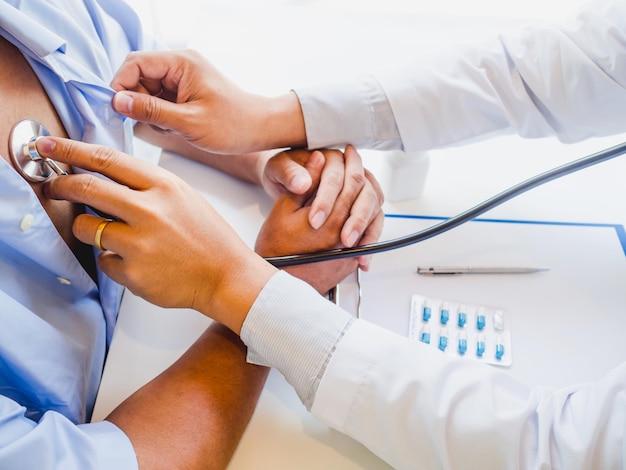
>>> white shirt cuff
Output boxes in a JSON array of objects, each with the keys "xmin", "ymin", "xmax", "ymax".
[
  {"xmin": 241, "ymin": 270, "xmax": 353, "ymax": 407},
  {"xmin": 293, "ymin": 75, "xmax": 402, "ymax": 151}
]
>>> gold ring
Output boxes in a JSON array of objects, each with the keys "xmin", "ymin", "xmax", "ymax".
[{"xmin": 94, "ymin": 219, "xmax": 113, "ymax": 251}]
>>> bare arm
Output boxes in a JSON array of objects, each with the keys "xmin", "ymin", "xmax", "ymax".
[
  {"xmin": 133, "ymin": 121, "xmax": 271, "ymax": 186},
  {"xmin": 106, "ymin": 322, "xmax": 269, "ymax": 469}
]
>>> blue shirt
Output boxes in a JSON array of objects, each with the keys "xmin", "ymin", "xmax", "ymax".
[{"xmin": 0, "ymin": 1, "xmax": 152, "ymax": 468}]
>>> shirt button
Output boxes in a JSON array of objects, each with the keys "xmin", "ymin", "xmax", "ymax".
[
  {"xmin": 56, "ymin": 276, "xmax": 72, "ymax": 286},
  {"xmin": 20, "ymin": 214, "xmax": 35, "ymax": 231}
]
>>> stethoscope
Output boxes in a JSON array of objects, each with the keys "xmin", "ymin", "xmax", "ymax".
[
  {"xmin": 10, "ymin": 118, "xmax": 626, "ymax": 267},
  {"xmin": 9, "ymin": 119, "xmax": 68, "ymax": 182}
]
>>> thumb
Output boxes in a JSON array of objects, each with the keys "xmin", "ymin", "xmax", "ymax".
[
  {"xmin": 113, "ymin": 91, "xmax": 180, "ymax": 132},
  {"xmin": 265, "ymin": 156, "xmax": 313, "ymax": 196}
]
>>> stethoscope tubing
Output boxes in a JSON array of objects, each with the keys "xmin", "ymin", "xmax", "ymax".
[
  {"xmin": 264, "ymin": 140, "xmax": 626, "ymax": 267},
  {"xmin": 10, "ymin": 118, "xmax": 626, "ymax": 267}
]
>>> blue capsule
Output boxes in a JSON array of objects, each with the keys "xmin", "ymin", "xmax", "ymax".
[
  {"xmin": 438, "ymin": 327, "xmax": 449, "ymax": 351},
  {"xmin": 457, "ymin": 305, "xmax": 467, "ymax": 328},
  {"xmin": 476, "ymin": 308, "xmax": 486, "ymax": 330},
  {"xmin": 457, "ymin": 331, "xmax": 468, "ymax": 355},
  {"xmin": 423, "ymin": 301, "xmax": 432, "ymax": 322},
  {"xmin": 476, "ymin": 334, "xmax": 486, "ymax": 357},
  {"xmin": 420, "ymin": 325, "xmax": 431, "ymax": 344},
  {"xmin": 440, "ymin": 303, "xmax": 450, "ymax": 325},
  {"xmin": 495, "ymin": 335, "xmax": 505, "ymax": 360}
]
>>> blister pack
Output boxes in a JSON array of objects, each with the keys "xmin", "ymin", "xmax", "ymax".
[{"xmin": 409, "ymin": 295, "xmax": 512, "ymax": 366}]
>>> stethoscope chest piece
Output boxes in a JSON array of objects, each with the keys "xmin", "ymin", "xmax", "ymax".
[{"xmin": 9, "ymin": 119, "xmax": 66, "ymax": 183}]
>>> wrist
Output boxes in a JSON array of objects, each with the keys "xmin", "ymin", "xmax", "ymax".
[
  {"xmin": 197, "ymin": 255, "xmax": 278, "ymax": 335},
  {"xmin": 252, "ymin": 150, "xmax": 277, "ymax": 189},
  {"xmin": 258, "ymin": 92, "xmax": 307, "ymax": 150}
]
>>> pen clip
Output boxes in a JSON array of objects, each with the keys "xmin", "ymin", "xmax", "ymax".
[{"xmin": 417, "ymin": 267, "xmax": 464, "ymax": 275}]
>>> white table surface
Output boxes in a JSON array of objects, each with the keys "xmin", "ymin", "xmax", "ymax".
[{"xmin": 94, "ymin": 3, "xmax": 626, "ymax": 469}]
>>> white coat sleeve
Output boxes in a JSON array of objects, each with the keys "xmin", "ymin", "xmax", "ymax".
[
  {"xmin": 312, "ymin": 320, "xmax": 626, "ymax": 470},
  {"xmin": 295, "ymin": 0, "xmax": 626, "ymax": 152}
]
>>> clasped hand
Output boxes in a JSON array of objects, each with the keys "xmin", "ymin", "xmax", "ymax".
[{"xmin": 36, "ymin": 137, "xmax": 383, "ymax": 331}]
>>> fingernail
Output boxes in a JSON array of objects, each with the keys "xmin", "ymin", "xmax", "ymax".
[
  {"xmin": 346, "ymin": 230, "xmax": 359, "ymax": 247},
  {"xmin": 114, "ymin": 91, "xmax": 133, "ymax": 114},
  {"xmin": 310, "ymin": 211, "xmax": 326, "ymax": 230},
  {"xmin": 35, "ymin": 137, "xmax": 56, "ymax": 155}
]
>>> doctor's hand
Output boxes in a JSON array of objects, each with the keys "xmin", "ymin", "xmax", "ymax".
[
  {"xmin": 256, "ymin": 147, "xmax": 385, "ymax": 293},
  {"xmin": 111, "ymin": 49, "xmax": 305, "ymax": 154},
  {"xmin": 36, "ymin": 136, "xmax": 276, "ymax": 335},
  {"xmin": 261, "ymin": 146, "xmax": 384, "ymax": 270}
]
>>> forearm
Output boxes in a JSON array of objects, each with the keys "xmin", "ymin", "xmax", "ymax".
[
  {"xmin": 134, "ymin": 122, "xmax": 274, "ymax": 186},
  {"xmin": 255, "ymin": 91, "xmax": 307, "ymax": 150},
  {"xmin": 106, "ymin": 322, "xmax": 269, "ymax": 470}
]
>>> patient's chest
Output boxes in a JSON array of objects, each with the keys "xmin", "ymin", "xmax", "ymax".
[{"xmin": 0, "ymin": 36, "xmax": 96, "ymax": 279}]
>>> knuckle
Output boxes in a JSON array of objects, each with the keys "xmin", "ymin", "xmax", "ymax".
[
  {"xmin": 365, "ymin": 170, "xmax": 385, "ymax": 204},
  {"xmin": 347, "ymin": 171, "xmax": 366, "ymax": 189},
  {"xmin": 350, "ymin": 212, "xmax": 369, "ymax": 232},
  {"xmin": 142, "ymin": 95, "xmax": 162, "ymax": 121},
  {"xmin": 325, "ymin": 170, "xmax": 344, "ymax": 189},
  {"xmin": 90, "ymin": 144, "xmax": 119, "ymax": 172},
  {"xmin": 73, "ymin": 175, "xmax": 100, "ymax": 201},
  {"xmin": 54, "ymin": 137, "xmax": 78, "ymax": 161},
  {"xmin": 125, "ymin": 51, "xmax": 140, "ymax": 63},
  {"xmin": 72, "ymin": 215, "xmax": 90, "ymax": 238}
]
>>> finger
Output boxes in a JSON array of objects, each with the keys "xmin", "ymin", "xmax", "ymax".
[
  {"xmin": 265, "ymin": 151, "xmax": 318, "ymax": 198},
  {"xmin": 308, "ymin": 149, "xmax": 346, "ymax": 229},
  {"xmin": 97, "ymin": 250, "xmax": 126, "ymax": 284},
  {"xmin": 339, "ymin": 177, "xmax": 383, "ymax": 247},
  {"xmin": 340, "ymin": 145, "xmax": 367, "ymax": 199},
  {"xmin": 111, "ymin": 51, "xmax": 179, "ymax": 93},
  {"xmin": 322, "ymin": 144, "xmax": 368, "ymax": 229},
  {"xmin": 112, "ymin": 90, "xmax": 188, "ymax": 132},
  {"xmin": 44, "ymin": 172, "xmax": 138, "ymax": 223},
  {"xmin": 356, "ymin": 210, "xmax": 385, "ymax": 271},
  {"xmin": 301, "ymin": 150, "xmax": 325, "ymax": 197},
  {"xmin": 72, "ymin": 214, "xmax": 134, "ymax": 255},
  {"xmin": 112, "ymin": 50, "xmax": 205, "ymax": 102},
  {"xmin": 36, "ymin": 136, "xmax": 164, "ymax": 189},
  {"xmin": 364, "ymin": 168, "xmax": 385, "ymax": 206}
]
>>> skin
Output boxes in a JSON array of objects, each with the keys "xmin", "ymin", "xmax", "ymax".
[
  {"xmin": 136, "ymin": 122, "xmax": 384, "ymax": 267},
  {"xmin": 0, "ymin": 35, "xmax": 268, "ymax": 469},
  {"xmin": 106, "ymin": 322, "xmax": 270, "ymax": 470},
  {"xmin": 109, "ymin": 50, "xmax": 382, "ymax": 249},
  {"xmin": 0, "ymin": 36, "xmax": 98, "ymax": 280},
  {"xmin": 255, "ymin": 148, "xmax": 385, "ymax": 292},
  {"xmin": 0, "ymin": 31, "xmax": 382, "ymax": 469},
  {"xmin": 111, "ymin": 49, "xmax": 305, "ymax": 154},
  {"xmin": 37, "ymin": 136, "xmax": 380, "ymax": 331}
]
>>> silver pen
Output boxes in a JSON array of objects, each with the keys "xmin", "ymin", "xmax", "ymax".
[{"xmin": 417, "ymin": 266, "xmax": 549, "ymax": 275}]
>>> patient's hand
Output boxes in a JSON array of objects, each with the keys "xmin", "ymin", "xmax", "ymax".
[
  {"xmin": 261, "ymin": 146, "xmax": 384, "ymax": 272},
  {"xmin": 255, "ymin": 146, "xmax": 384, "ymax": 294}
]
